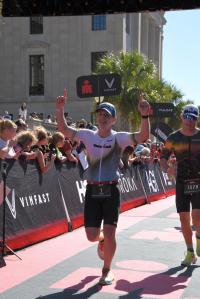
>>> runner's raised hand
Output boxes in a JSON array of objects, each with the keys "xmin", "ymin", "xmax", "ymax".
[
  {"xmin": 138, "ymin": 93, "xmax": 150, "ymax": 116},
  {"xmin": 56, "ymin": 88, "xmax": 68, "ymax": 109}
]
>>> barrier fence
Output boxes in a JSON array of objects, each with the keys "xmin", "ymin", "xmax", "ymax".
[{"xmin": 0, "ymin": 159, "xmax": 175, "ymax": 251}]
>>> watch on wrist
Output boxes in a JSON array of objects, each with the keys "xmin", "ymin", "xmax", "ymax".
[{"xmin": 141, "ymin": 115, "xmax": 149, "ymax": 119}]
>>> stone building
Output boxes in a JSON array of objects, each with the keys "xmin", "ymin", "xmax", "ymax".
[{"xmin": 0, "ymin": 13, "xmax": 166, "ymax": 121}]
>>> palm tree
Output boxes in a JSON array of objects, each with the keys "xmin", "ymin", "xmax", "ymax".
[{"xmin": 95, "ymin": 51, "xmax": 183, "ymax": 130}]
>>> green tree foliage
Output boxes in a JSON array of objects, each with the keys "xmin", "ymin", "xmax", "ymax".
[{"xmin": 94, "ymin": 51, "xmax": 184, "ymax": 130}]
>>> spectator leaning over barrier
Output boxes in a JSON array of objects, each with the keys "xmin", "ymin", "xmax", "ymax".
[
  {"xmin": 14, "ymin": 130, "xmax": 38, "ymax": 160},
  {"xmin": 160, "ymin": 104, "xmax": 200, "ymax": 267},
  {"xmin": 48, "ymin": 132, "xmax": 67, "ymax": 163},
  {"xmin": 134, "ymin": 143, "xmax": 151, "ymax": 164},
  {"xmin": 60, "ymin": 137, "xmax": 78, "ymax": 164},
  {"xmin": 32, "ymin": 126, "xmax": 56, "ymax": 173},
  {"xmin": 121, "ymin": 146, "xmax": 134, "ymax": 168},
  {"xmin": 0, "ymin": 119, "xmax": 17, "ymax": 159},
  {"xmin": 56, "ymin": 89, "xmax": 150, "ymax": 286}
]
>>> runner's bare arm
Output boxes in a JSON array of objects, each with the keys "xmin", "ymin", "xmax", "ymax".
[
  {"xmin": 55, "ymin": 89, "xmax": 77, "ymax": 140},
  {"xmin": 134, "ymin": 94, "xmax": 150, "ymax": 143}
]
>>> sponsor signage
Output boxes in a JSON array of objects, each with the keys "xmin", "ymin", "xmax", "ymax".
[
  {"xmin": 150, "ymin": 103, "xmax": 174, "ymax": 118},
  {"xmin": 151, "ymin": 122, "xmax": 173, "ymax": 142},
  {"xmin": 76, "ymin": 73, "xmax": 121, "ymax": 98},
  {"xmin": 0, "ymin": 158, "xmax": 175, "ymax": 250},
  {"xmin": 98, "ymin": 74, "xmax": 122, "ymax": 97}
]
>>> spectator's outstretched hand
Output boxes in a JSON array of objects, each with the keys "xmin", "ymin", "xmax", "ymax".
[
  {"xmin": 56, "ymin": 88, "xmax": 67, "ymax": 109},
  {"xmin": 138, "ymin": 94, "xmax": 150, "ymax": 116}
]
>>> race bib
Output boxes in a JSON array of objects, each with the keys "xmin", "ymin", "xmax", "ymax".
[
  {"xmin": 184, "ymin": 179, "xmax": 200, "ymax": 194},
  {"xmin": 91, "ymin": 185, "xmax": 112, "ymax": 199}
]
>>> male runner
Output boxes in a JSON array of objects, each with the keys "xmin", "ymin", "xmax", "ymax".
[
  {"xmin": 160, "ymin": 104, "xmax": 200, "ymax": 266},
  {"xmin": 56, "ymin": 90, "xmax": 150, "ymax": 284}
]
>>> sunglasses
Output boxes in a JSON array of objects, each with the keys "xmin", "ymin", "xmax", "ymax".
[{"xmin": 183, "ymin": 114, "xmax": 197, "ymax": 121}]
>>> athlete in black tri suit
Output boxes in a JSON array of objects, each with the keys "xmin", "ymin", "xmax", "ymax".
[
  {"xmin": 160, "ymin": 104, "xmax": 200, "ymax": 266},
  {"xmin": 56, "ymin": 89, "xmax": 150, "ymax": 285}
]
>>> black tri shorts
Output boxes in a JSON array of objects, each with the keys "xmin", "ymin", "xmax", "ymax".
[
  {"xmin": 84, "ymin": 183, "xmax": 120, "ymax": 228},
  {"xmin": 176, "ymin": 179, "xmax": 200, "ymax": 212}
]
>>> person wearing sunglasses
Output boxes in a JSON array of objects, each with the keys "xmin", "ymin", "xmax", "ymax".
[{"xmin": 160, "ymin": 104, "xmax": 200, "ymax": 266}]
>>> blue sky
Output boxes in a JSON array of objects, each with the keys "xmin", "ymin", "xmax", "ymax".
[{"xmin": 163, "ymin": 9, "xmax": 200, "ymax": 106}]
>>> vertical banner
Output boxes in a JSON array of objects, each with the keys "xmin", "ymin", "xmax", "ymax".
[
  {"xmin": 57, "ymin": 162, "xmax": 87, "ymax": 229},
  {"xmin": 137, "ymin": 162, "xmax": 167, "ymax": 201},
  {"xmin": 118, "ymin": 165, "xmax": 146, "ymax": 211}
]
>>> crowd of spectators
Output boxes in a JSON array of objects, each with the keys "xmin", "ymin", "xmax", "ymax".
[
  {"xmin": 0, "ymin": 108, "xmax": 99, "ymax": 173},
  {"xmin": 120, "ymin": 139, "xmax": 166, "ymax": 169},
  {"xmin": 0, "ymin": 103, "xmax": 176, "ymax": 174}
]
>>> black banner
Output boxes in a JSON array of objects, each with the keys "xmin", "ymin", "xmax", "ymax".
[
  {"xmin": 150, "ymin": 103, "xmax": 174, "ymax": 118},
  {"xmin": 151, "ymin": 122, "xmax": 173, "ymax": 142},
  {"xmin": 76, "ymin": 73, "xmax": 121, "ymax": 98},
  {"xmin": 98, "ymin": 74, "xmax": 122, "ymax": 97},
  {"xmin": 57, "ymin": 162, "xmax": 86, "ymax": 226},
  {"xmin": 0, "ymin": 159, "xmax": 66, "ymax": 247},
  {"xmin": 0, "ymin": 159, "xmax": 175, "ymax": 250},
  {"xmin": 118, "ymin": 165, "xmax": 145, "ymax": 201}
]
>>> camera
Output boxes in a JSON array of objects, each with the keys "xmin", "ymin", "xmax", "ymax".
[{"xmin": 48, "ymin": 147, "xmax": 56, "ymax": 160}]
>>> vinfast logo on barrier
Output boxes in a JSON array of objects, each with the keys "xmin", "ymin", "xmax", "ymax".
[
  {"xmin": 0, "ymin": 181, "xmax": 16, "ymax": 219},
  {"xmin": 0, "ymin": 180, "xmax": 53, "ymax": 219},
  {"xmin": 6, "ymin": 189, "xmax": 16, "ymax": 219},
  {"xmin": 19, "ymin": 193, "xmax": 50, "ymax": 208}
]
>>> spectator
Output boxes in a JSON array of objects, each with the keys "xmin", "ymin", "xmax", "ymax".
[
  {"xmin": 0, "ymin": 119, "xmax": 17, "ymax": 159},
  {"xmin": 33, "ymin": 126, "xmax": 56, "ymax": 173},
  {"xmin": 29, "ymin": 112, "xmax": 38, "ymax": 119},
  {"xmin": 14, "ymin": 130, "xmax": 38, "ymax": 160},
  {"xmin": 150, "ymin": 141, "xmax": 163, "ymax": 163},
  {"xmin": 3, "ymin": 111, "xmax": 12, "ymax": 120},
  {"xmin": 86, "ymin": 121, "xmax": 98, "ymax": 131},
  {"xmin": 121, "ymin": 146, "xmax": 134, "ymax": 168},
  {"xmin": 60, "ymin": 137, "xmax": 78, "ymax": 164},
  {"xmin": 48, "ymin": 132, "xmax": 67, "ymax": 163},
  {"xmin": 76, "ymin": 118, "xmax": 87, "ymax": 129},
  {"xmin": 134, "ymin": 143, "xmax": 151, "ymax": 164},
  {"xmin": 66, "ymin": 117, "xmax": 73, "ymax": 126},
  {"xmin": 43, "ymin": 114, "xmax": 52, "ymax": 124},
  {"xmin": 15, "ymin": 119, "xmax": 28, "ymax": 133},
  {"xmin": 18, "ymin": 102, "xmax": 27, "ymax": 121}
]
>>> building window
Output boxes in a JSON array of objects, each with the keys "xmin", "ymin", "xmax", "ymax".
[
  {"xmin": 91, "ymin": 51, "xmax": 107, "ymax": 72},
  {"xmin": 30, "ymin": 16, "xmax": 43, "ymax": 34},
  {"xmin": 29, "ymin": 55, "xmax": 44, "ymax": 96},
  {"xmin": 92, "ymin": 15, "xmax": 106, "ymax": 31}
]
